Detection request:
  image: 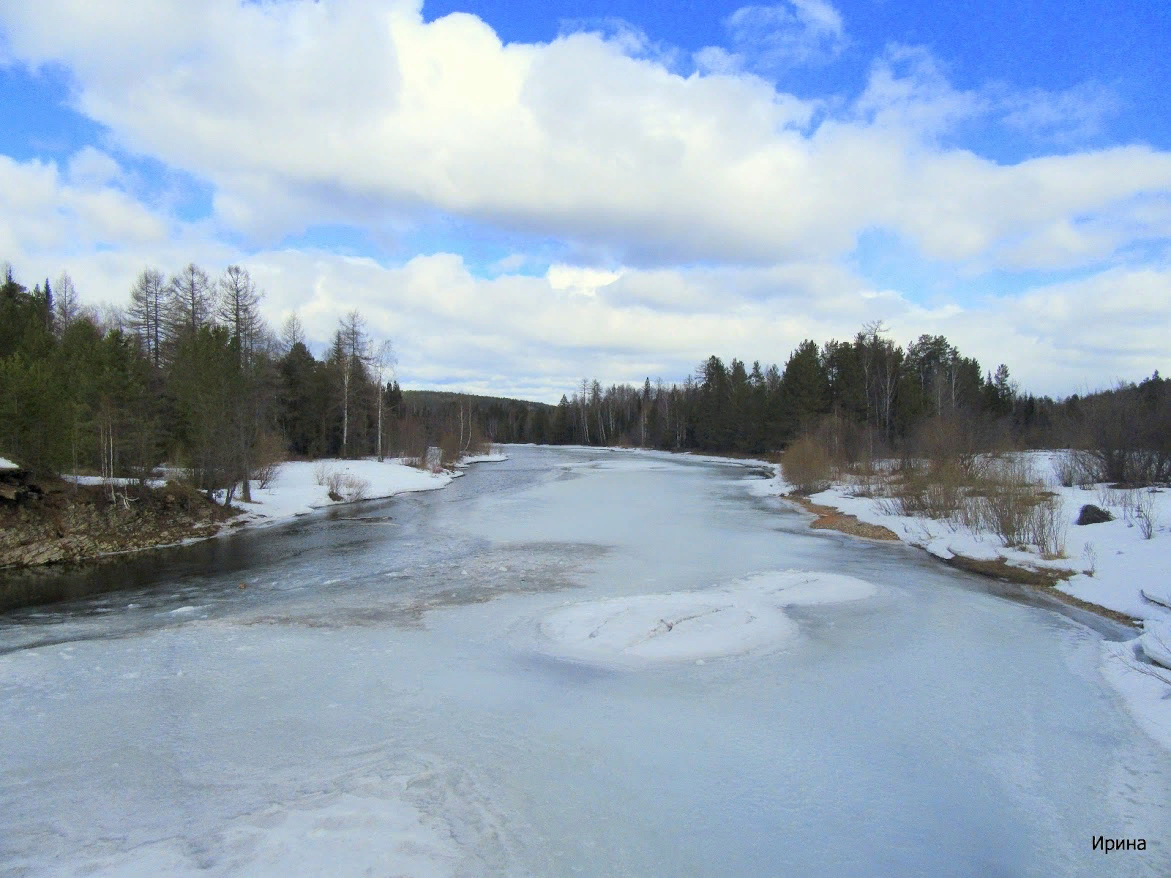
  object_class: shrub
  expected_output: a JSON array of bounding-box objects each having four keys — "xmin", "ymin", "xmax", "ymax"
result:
[
  {"xmin": 782, "ymin": 435, "xmax": 833, "ymax": 495},
  {"xmin": 1136, "ymin": 490, "xmax": 1158, "ymax": 540},
  {"xmin": 250, "ymin": 431, "xmax": 286, "ymax": 490},
  {"xmin": 313, "ymin": 461, "xmax": 331, "ymax": 487},
  {"xmin": 340, "ymin": 473, "xmax": 369, "ymax": 502},
  {"xmin": 964, "ymin": 457, "xmax": 1066, "ymax": 556},
  {"xmin": 886, "ymin": 458, "xmax": 969, "ymax": 519},
  {"xmin": 1054, "ymin": 450, "xmax": 1100, "ymax": 488}
]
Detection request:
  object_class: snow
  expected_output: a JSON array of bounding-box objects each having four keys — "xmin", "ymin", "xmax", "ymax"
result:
[
  {"xmin": 5, "ymin": 445, "xmax": 1171, "ymax": 873},
  {"xmin": 752, "ymin": 449, "xmax": 1171, "ymax": 751},
  {"xmin": 1101, "ymin": 640, "xmax": 1171, "ymax": 752},
  {"xmin": 59, "ymin": 791, "xmax": 463, "ymax": 878},
  {"xmin": 456, "ymin": 451, "xmax": 509, "ymax": 466},
  {"xmin": 1141, "ymin": 621, "xmax": 1171, "ymax": 670},
  {"xmin": 232, "ymin": 459, "xmax": 458, "ymax": 526},
  {"xmin": 538, "ymin": 570, "xmax": 877, "ymax": 666},
  {"xmin": 0, "ymin": 456, "xmax": 19, "ymax": 470}
]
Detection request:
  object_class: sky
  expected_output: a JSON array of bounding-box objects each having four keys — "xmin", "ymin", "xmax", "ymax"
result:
[{"xmin": 1, "ymin": 0, "xmax": 1169, "ymax": 402}]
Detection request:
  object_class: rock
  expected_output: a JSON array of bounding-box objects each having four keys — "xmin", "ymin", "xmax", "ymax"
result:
[{"xmin": 1076, "ymin": 504, "xmax": 1114, "ymax": 525}]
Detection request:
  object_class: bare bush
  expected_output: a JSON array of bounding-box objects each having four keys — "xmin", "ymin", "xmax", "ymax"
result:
[
  {"xmin": 340, "ymin": 474, "xmax": 369, "ymax": 502},
  {"xmin": 887, "ymin": 459, "xmax": 969, "ymax": 519},
  {"xmin": 965, "ymin": 457, "xmax": 1066, "ymax": 556},
  {"xmin": 782, "ymin": 435, "xmax": 832, "ymax": 495},
  {"xmin": 313, "ymin": 461, "xmax": 331, "ymax": 487},
  {"xmin": 1054, "ymin": 450, "xmax": 1100, "ymax": 488},
  {"xmin": 970, "ymin": 457, "xmax": 1037, "ymax": 548},
  {"xmin": 1026, "ymin": 495, "xmax": 1067, "ymax": 558},
  {"xmin": 1136, "ymin": 490, "xmax": 1158, "ymax": 540},
  {"xmin": 250, "ymin": 431, "xmax": 286, "ymax": 490}
]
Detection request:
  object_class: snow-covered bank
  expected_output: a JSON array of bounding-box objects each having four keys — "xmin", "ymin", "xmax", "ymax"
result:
[
  {"xmin": 538, "ymin": 570, "xmax": 877, "ymax": 667},
  {"xmin": 756, "ymin": 449, "xmax": 1171, "ymax": 751},
  {"xmin": 231, "ymin": 453, "xmax": 509, "ymax": 527}
]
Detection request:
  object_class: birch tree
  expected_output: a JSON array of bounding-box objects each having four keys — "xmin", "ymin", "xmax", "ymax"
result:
[
  {"xmin": 373, "ymin": 338, "xmax": 395, "ymax": 460},
  {"xmin": 336, "ymin": 310, "xmax": 370, "ymax": 457}
]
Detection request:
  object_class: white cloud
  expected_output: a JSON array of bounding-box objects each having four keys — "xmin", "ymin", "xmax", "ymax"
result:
[
  {"xmin": 2, "ymin": 149, "xmax": 1166, "ymax": 400},
  {"xmin": 1, "ymin": 2, "xmax": 1169, "ymax": 401},
  {"xmin": 2, "ymin": 0, "xmax": 1166, "ymax": 274},
  {"xmin": 1000, "ymin": 81, "xmax": 1123, "ymax": 144},
  {"xmin": 723, "ymin": 0, "xmax": 846, "ymax": 70}
]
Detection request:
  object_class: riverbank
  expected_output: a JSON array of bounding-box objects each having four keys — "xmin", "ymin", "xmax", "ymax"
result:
[
  {"xmin": 746, "ymin": 450, "xmax": 1171, "ymax": 750},
  {"xmin": 0, "ymin": 452, "xmax": 508, "ymax": 572}
]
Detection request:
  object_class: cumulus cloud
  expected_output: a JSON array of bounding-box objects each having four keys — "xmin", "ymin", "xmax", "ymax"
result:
[
  {"xmin": 2, "ymin": 0, "xmax": 1166, "ymax": 274},
  {"xmin": 1, "ymin": 1, "xmax": 1169, "ymax": 400},
  {"xmin": 2, "ymin": 148, "xmax": 1166, "ymax": 399}
]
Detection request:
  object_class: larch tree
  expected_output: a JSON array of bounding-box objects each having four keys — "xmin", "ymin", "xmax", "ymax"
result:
[
  {"xmin": 166, "ymin": 263, "xmax": 215, "ymax": 343},
  {"xmin": 217, "ymin": 265, "xmax": 266, "ymax": 501},
  {"xmin": 128, "ymin": 267, "xmax": 167, "ymax": 368},
  {"xmin": 53, "ymin": 271, "xmax": 79, "ymax": 336}
]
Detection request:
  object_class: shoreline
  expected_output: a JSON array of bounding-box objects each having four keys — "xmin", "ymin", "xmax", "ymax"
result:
[
  {"xmin": 779, "ymin": 491, "xmax": 1140, "ymax": 629},
  {"xmin": 0, "ymin": 454, "xmax": 508, "ymax": 578}
]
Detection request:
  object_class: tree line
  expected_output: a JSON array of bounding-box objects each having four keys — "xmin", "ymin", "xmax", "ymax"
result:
[
  {"xmin": 0, "ymin": 262, "xmax": 529, "ymax": 501},
  {"xmin": 543, "ymin": 322, "xmax": 1170, "ymax": 484},
  {"xmin": 3, "ymin": 260, "xmax": 1167, "ymax": 493}
]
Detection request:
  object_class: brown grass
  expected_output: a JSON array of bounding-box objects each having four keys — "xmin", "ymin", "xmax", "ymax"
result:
[
  {"xmin": 938, "ymin": 552, "xmax": 1138, "ymax": 626},
  {"xmin": 787, "ymin": 495, "xmax": 900, "ymax": 541}
]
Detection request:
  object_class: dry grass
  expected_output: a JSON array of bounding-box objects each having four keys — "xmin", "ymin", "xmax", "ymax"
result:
[
  {"xmin": 879, "ymin": 454, "xmax": 1067, "ymax": 558},
  {"xmin": 787, "ymin": 495, "xmax": 899, "ymax": 541}
]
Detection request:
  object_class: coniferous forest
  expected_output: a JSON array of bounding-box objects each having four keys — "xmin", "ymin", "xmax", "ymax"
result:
[{"xmin": 2, "ymin": 262, "xmax": 1169, "ymax": 497}]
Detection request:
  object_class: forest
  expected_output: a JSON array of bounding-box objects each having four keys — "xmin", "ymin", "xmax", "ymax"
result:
[
  {"xmin": 2, "ymin": 261, "xmax": 1168, "ymax": 502},
  {"xmin": 0, "ymin": 263, "xmax": 540, "ymax": 502}
]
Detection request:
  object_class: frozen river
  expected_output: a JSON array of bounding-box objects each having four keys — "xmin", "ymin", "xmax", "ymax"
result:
[{"xmin": 1, "ymin": 446, "xmax": 1169, "ymax": 876}]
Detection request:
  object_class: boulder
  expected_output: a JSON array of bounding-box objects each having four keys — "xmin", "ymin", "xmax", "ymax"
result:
[{"xmin": 1076, "ymin": 504, "xmax": 1114, "ymax": 525}]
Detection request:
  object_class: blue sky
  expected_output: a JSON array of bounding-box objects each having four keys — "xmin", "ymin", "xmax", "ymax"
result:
[{"xmin": 1, "ymin": 0, "xmax": 1169, "ymax": 400}]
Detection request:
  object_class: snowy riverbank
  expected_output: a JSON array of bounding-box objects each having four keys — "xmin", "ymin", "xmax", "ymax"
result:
[
  {"xmin": 228, "ymin": 452, "xmax": 509, "ymax": 527},
  {"xmin": 747, "ymin": 449, "xmax": 1171, "ymax": 751}
]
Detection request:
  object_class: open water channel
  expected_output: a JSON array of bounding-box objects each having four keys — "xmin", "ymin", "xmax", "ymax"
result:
[{"xmin": 1, "ymin": 446, "xmax": 1168, "ymax": 876}]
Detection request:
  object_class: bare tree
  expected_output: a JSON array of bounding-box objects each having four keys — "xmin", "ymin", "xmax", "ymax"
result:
[
  {"xmin": 54, "ymin": 271, "xmax": 79, "ymax": 335},
  {"xmin": 167, "ymin": 263, "xmax": 215, "ymax": 342},
  {"xmin": 218, "ymin": 265, "xmax": 262, "ymax": 369},
  {"xmin": 128, "ymin": 267, "xmax": 167, "ymax": 367},
  {"xmin": 336, "ymin": 310, "xmax": 370, "ymax": 457},
  {"xmin": 373, "ymin": 338, "xmax": 395, "ymax": 461},
  {"xmin": 214, "ymin": 265, "xmax": 267, "ymax": 502},
  {"xmin": 280, "ymin": 312, "xmax": 306, "ymax": 353}
]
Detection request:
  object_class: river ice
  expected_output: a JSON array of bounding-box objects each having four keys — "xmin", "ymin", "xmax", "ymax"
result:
[{"xmin": 1, "ymin": 446, "xmax": 1169, "ymax": 876}]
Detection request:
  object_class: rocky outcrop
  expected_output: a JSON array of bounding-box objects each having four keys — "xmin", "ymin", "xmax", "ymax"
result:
[
  {"xmin": 0, "ymin": 463, "xmax": 41, "ymax": 504},
  {"xmin": 0, "ymin": 480, "xmax": 238, "ymax": 569}
]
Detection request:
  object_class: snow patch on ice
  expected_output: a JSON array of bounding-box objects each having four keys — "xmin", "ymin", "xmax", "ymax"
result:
[
  {"xmin": 537, "ymin": 570, "xmax": 876, "ymax": 666},
  {"xmin": 44, "ymin": 791, "xmax": 463, "ymax": 878},
  {"xmin": 457, "ymin": 452, "xmax": 509, "ymax": 466}
]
